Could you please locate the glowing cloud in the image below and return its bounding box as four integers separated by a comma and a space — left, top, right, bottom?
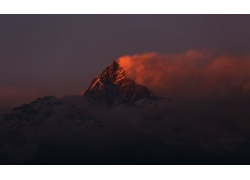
117, 49, 250, 99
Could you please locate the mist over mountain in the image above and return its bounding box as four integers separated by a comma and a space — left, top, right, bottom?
1, 60, 250, 165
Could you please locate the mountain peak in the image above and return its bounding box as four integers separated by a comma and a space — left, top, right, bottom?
111, 59, 118, 65
83, 60, 159, 106
100, 59, 125, 84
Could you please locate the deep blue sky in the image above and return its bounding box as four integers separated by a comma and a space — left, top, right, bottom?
1, 15, 250, 109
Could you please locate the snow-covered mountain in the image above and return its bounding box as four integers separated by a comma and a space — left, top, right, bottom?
0, 60, 249, 165
0, 96, 59, 130
0, 95, 104, 133
83, 60, 160, 106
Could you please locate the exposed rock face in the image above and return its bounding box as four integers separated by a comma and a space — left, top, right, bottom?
83, 60, 159, 105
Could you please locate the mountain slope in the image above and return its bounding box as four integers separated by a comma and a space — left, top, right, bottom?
0, 95, 102, 132
0, 61, 249, 165
0, 96, 59, 131
83, 60, 159, 105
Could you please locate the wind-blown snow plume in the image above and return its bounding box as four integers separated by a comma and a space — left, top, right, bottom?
117, 49, 250, 99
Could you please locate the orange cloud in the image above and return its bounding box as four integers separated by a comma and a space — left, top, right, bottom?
117, 49, 250, 99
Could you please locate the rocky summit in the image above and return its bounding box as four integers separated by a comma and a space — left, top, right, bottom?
83, 60, 159, 106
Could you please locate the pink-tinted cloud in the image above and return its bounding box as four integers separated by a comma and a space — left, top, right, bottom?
117, 49, 250, 99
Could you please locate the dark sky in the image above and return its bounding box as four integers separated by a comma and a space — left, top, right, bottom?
1, 15, 250, 110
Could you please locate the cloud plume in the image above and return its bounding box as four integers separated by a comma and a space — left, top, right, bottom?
117, 49, 250, 99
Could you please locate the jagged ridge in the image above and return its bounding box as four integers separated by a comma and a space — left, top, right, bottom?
83, 60, 159, 105
0, 96, 60, 130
